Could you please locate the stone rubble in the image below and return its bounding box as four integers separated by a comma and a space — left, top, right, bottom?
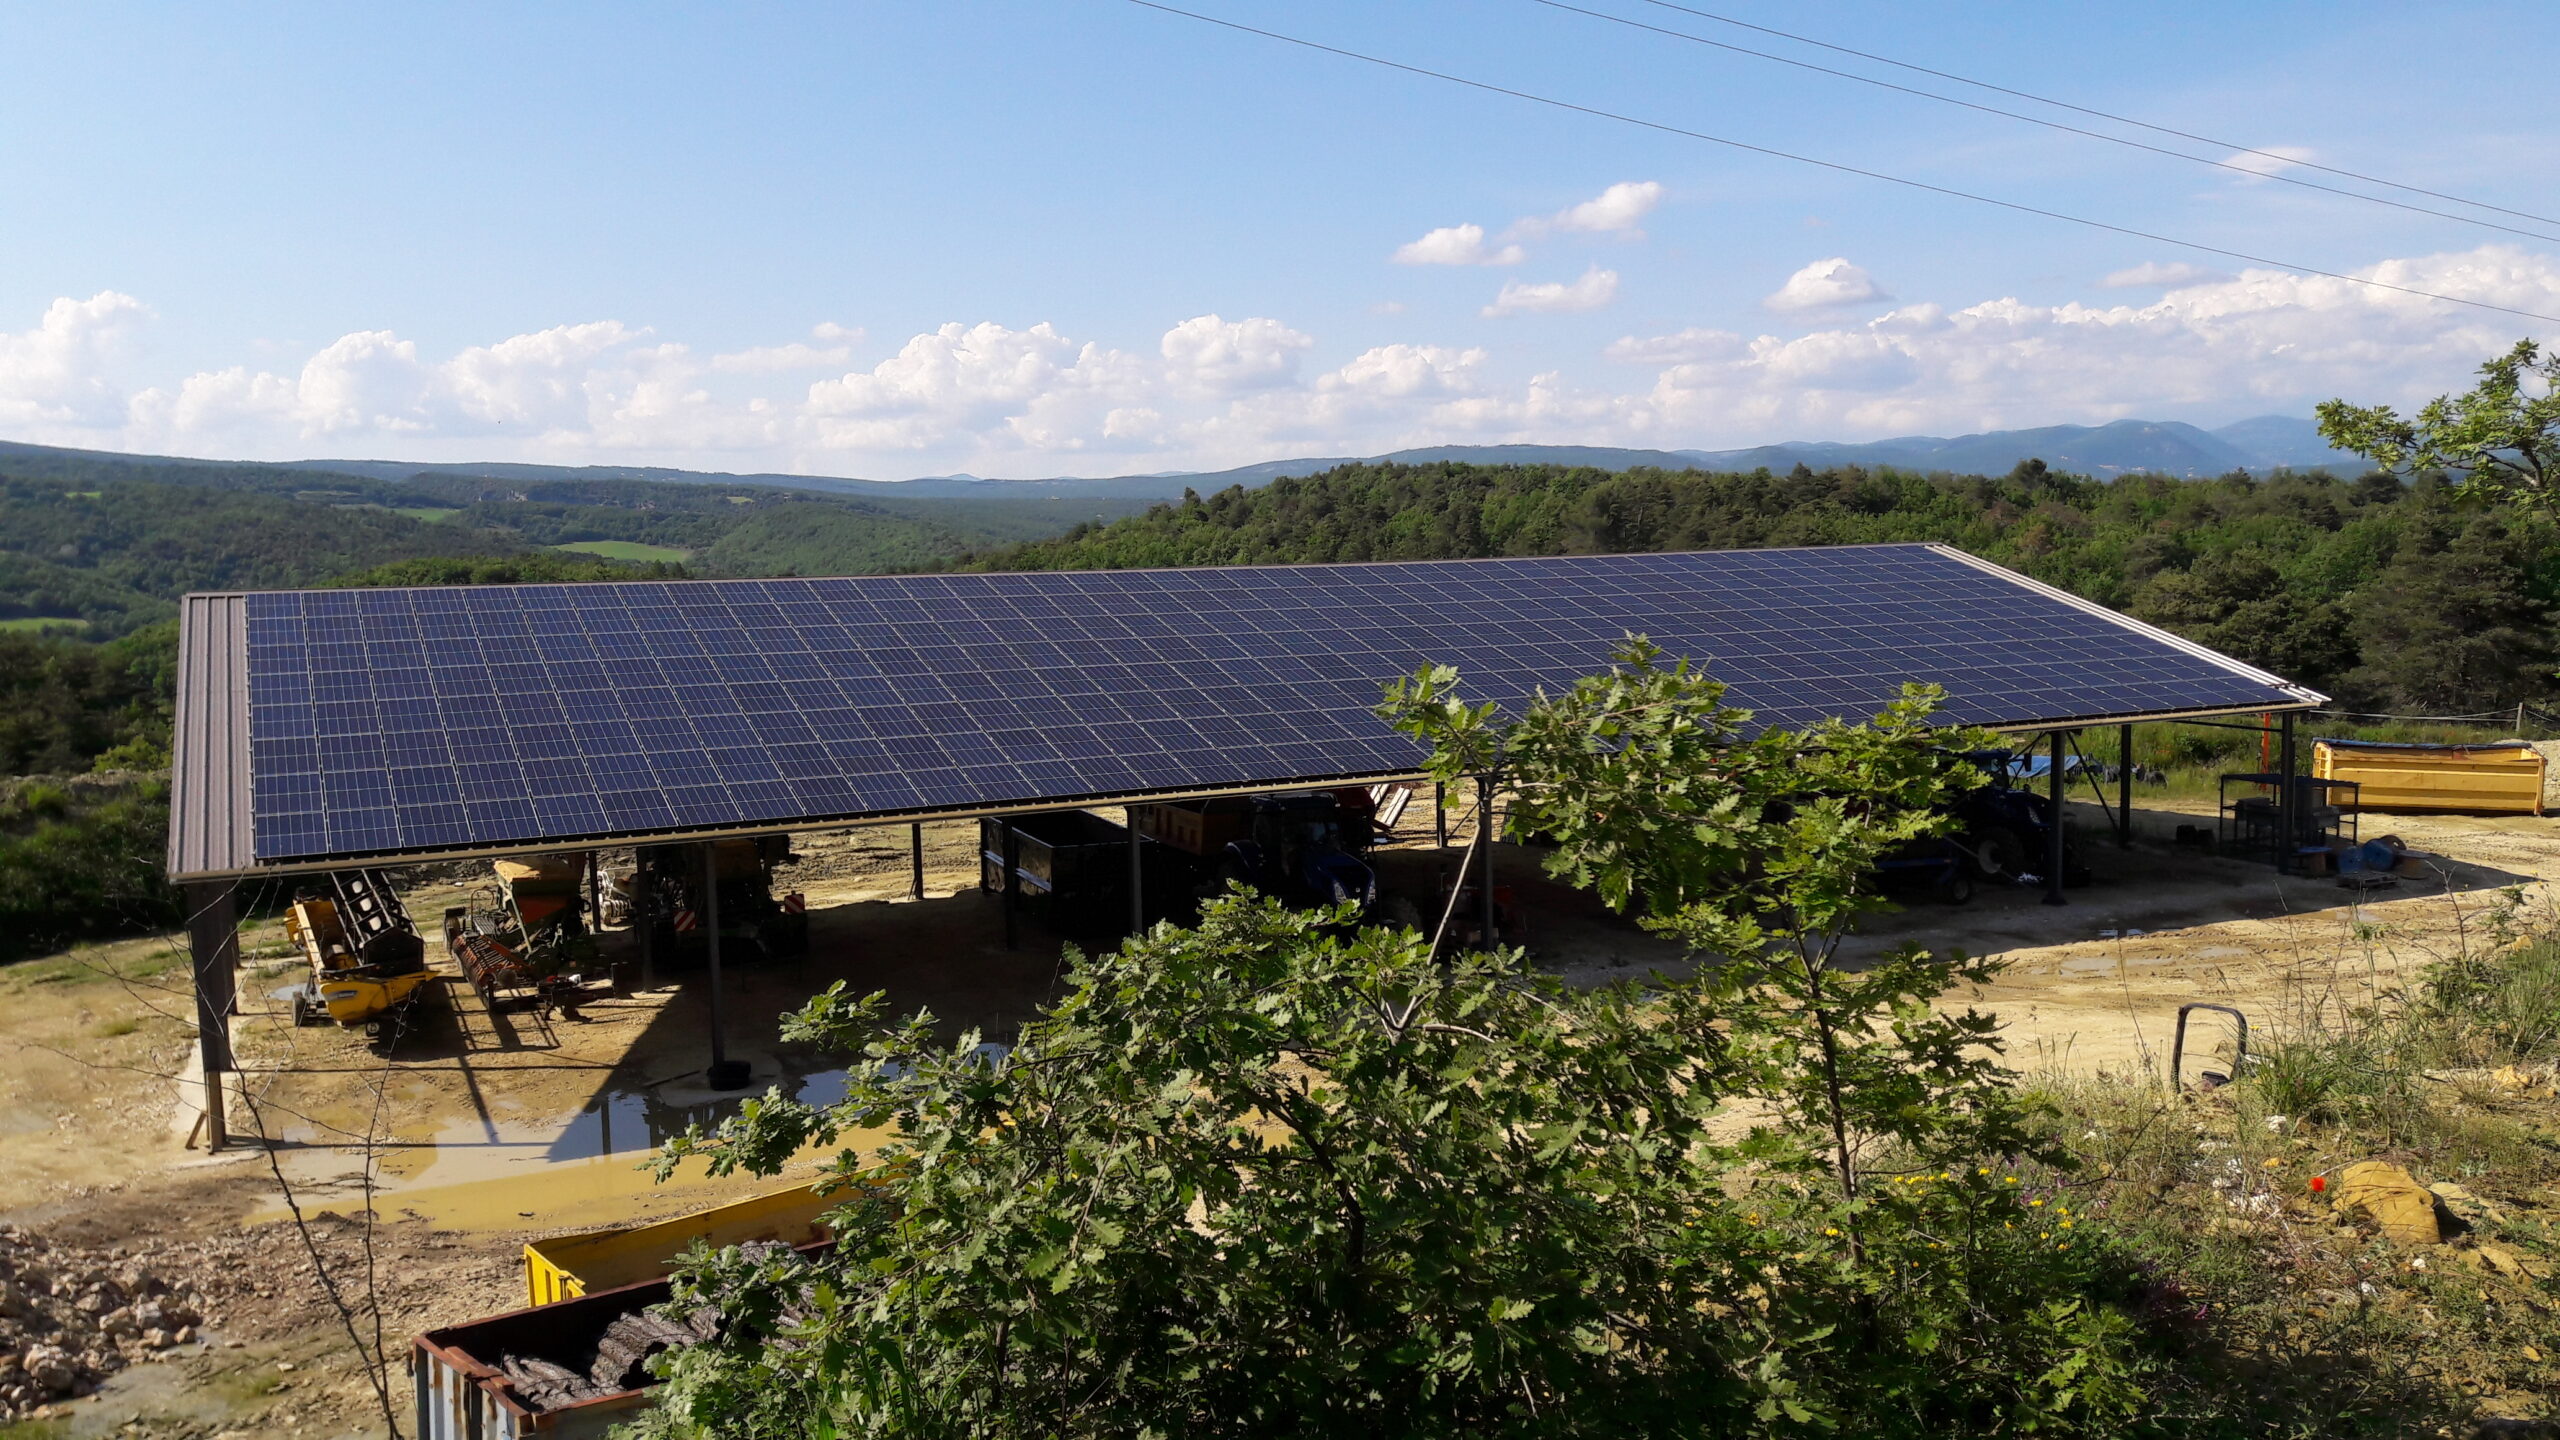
0, 1224, 205, 1419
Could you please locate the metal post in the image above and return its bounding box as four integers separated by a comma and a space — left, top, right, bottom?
2117, 723, 2134, 848
1434, 781, 1447, 849
1003, 823, 1020, 951
585, 851, 602, 932
2043, 731, 2068, 906
1478, 774, 1498, 947
908, 822, 924, 901
2277, 711, 2299, 875
1127, 806, 1145, 936
704, 844, 739, 1087
184, 882, 238, 1149
637, 858, 656, 990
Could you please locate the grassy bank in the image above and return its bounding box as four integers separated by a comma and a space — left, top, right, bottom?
2014, 913, 2560, 1434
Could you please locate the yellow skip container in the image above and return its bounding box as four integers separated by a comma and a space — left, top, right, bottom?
523, 1181, 840, 1306
2311, 739, 2547, 816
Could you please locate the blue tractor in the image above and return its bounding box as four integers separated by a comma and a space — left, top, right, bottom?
1948, 749, 2090, 887
1209, 792, 1380, 914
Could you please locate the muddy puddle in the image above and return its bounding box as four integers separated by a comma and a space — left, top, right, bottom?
260, 1034, 1010, 1231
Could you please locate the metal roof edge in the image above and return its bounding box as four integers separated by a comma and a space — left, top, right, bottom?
167, 594, 254, 880
165, 771, 1441, 881
1924, 544, 2331, 706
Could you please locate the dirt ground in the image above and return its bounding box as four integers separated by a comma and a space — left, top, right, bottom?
2, 797, 2554, 1436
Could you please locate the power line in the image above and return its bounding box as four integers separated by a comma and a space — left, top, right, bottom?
1625, 0, 2560, 232
1530, 0, 2560, 246
1121, 0, 2560, 328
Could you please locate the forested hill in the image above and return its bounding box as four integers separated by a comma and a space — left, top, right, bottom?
965, 459, 2560, 715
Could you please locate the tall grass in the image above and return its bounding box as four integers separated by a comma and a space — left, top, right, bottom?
2016, 888, 2560, 1434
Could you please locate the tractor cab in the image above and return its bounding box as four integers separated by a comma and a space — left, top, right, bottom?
1946, 748, 2089, 886
1220, 792, 1379, 913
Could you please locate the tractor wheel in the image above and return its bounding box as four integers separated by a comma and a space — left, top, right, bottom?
1969, 827, 2027, 882
1939, 870, 1975, 906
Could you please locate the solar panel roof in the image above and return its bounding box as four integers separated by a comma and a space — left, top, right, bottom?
165, 543, 2324, 876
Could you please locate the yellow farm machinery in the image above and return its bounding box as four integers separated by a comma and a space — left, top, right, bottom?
284, 868, 436, 1042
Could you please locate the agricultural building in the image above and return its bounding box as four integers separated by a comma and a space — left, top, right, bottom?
164, 542, 2327, 1143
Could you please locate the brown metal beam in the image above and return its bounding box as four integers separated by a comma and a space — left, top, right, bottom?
183, 881, 239, 1149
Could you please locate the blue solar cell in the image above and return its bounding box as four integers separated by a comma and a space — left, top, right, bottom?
236, 545, 2313, 862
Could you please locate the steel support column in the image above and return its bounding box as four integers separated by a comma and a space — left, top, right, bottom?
183, 881, 239, 1149
2042, 731, 2069, 907
2117, 724, 2135, 847
637, 861, 656, 990
1478, 775, 1498, 947
1127, 806, 1145, 936
908, 822, 924, 901
1003, 823, 1020, 951
704, 844, 744, 1089
1434, 781, 1447, 849
2277, 711, 2300, 875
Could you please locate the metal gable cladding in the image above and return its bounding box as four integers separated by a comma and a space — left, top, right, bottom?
173, 543, 2320, 876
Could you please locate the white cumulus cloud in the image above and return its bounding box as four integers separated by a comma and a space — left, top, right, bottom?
2099, 260, 2233, 290
1519, 180, 1663, 237
1483, 267, 1620, 317
802, 321, 1143, 453
1765, 258, 1891, 312
1160, 314, 1314, 393
713, 324, 862, 373
1604, 327, 1745, 366
10, 243, 2559, 477
1325, 343, 1488, 399
0, 292, 151, 429
1391, 223, 1524, 267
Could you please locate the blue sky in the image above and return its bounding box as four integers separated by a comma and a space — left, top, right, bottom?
1, 1, 2554, 476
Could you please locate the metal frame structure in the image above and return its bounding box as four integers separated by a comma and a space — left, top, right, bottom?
163, 546, 2328, 1147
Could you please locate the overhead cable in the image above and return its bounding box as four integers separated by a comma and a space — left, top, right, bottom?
1531, 0, 2560, 246
1122, 0, 2560, 328
1625, 0, 2560, 231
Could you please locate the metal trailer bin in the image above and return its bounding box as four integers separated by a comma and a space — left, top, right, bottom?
1129, 796, 1254, 857
2312, 738, 2547, 816
415, 1240, 830, 1439
413, 1275, 672, 1440
979, 810, 1159, 934
523, 1181, 836, 1307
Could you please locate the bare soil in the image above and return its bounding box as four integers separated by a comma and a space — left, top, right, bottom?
2, 800, 2554, 1436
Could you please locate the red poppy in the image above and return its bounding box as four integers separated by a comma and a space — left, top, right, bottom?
2308, 1175, 2328, 1193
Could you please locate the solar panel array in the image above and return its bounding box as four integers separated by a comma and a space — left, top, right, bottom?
237, 544, 2304, 863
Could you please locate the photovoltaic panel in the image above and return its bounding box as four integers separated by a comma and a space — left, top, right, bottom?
224, 544, 2318, 866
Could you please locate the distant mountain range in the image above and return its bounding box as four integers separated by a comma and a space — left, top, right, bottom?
0, 415, 2361, 506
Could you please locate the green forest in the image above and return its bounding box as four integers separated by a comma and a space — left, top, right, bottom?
0, 455, 1152, 642
969, 459, 2556, 715
0, 448, 1151, 953
5, 420, 2556, 956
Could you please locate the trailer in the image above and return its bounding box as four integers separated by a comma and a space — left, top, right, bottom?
412, 1273, 690, 1439
523, 1182, 835, 1307
979, 809, 1182, 935
415, 1238, 831, 1439
2313, 738, 2548, 816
